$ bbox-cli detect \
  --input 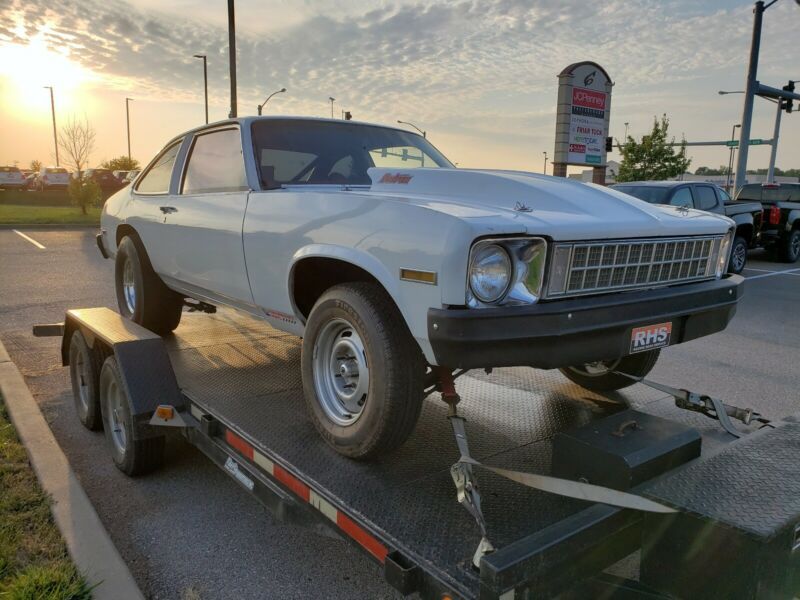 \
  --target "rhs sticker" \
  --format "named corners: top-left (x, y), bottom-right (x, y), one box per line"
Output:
top-left (630, 322), bottom-right (672, 354)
